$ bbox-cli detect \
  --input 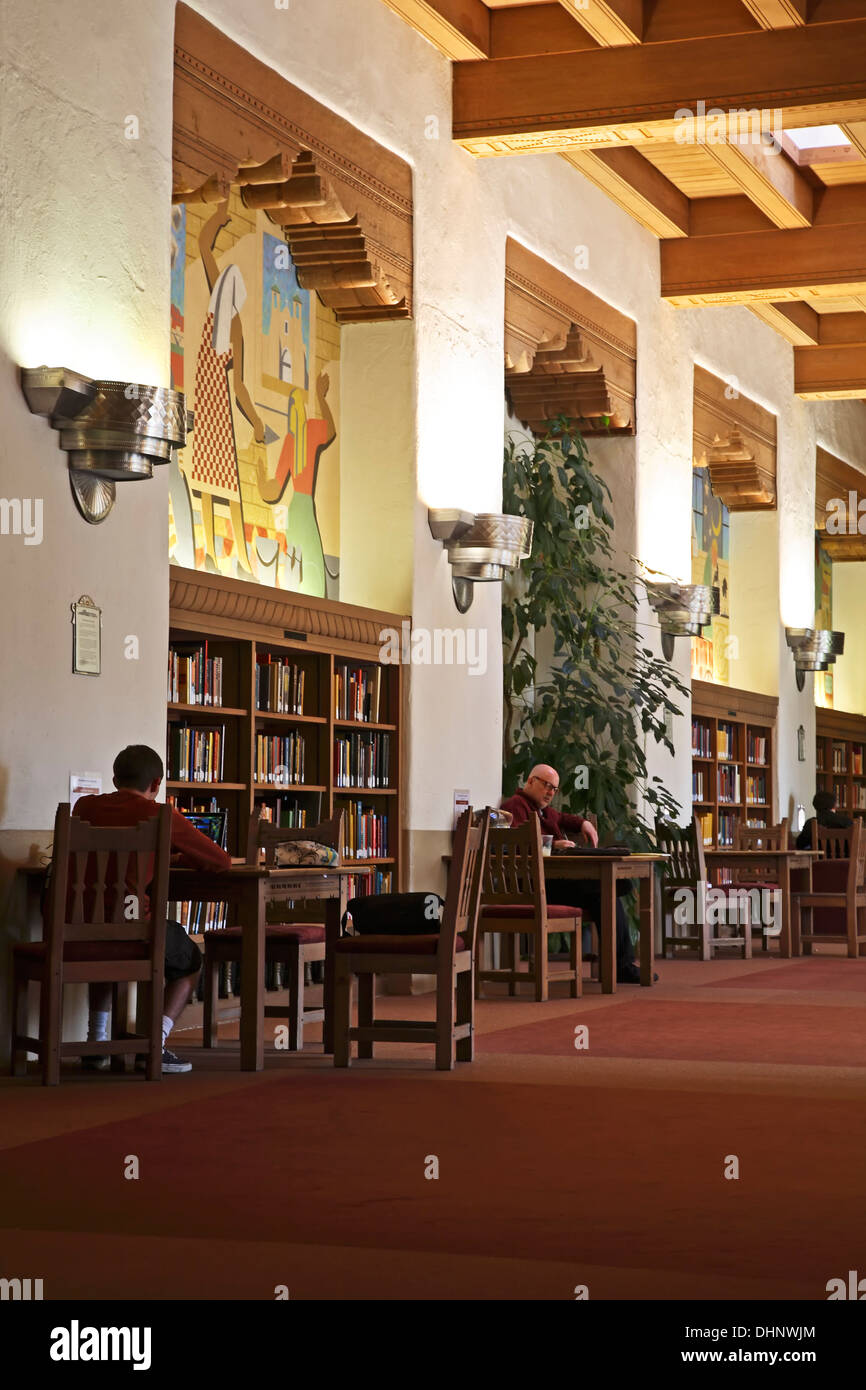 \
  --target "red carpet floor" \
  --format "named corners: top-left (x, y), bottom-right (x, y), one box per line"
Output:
top-left (2, 950), bottom-right (866, 1300)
